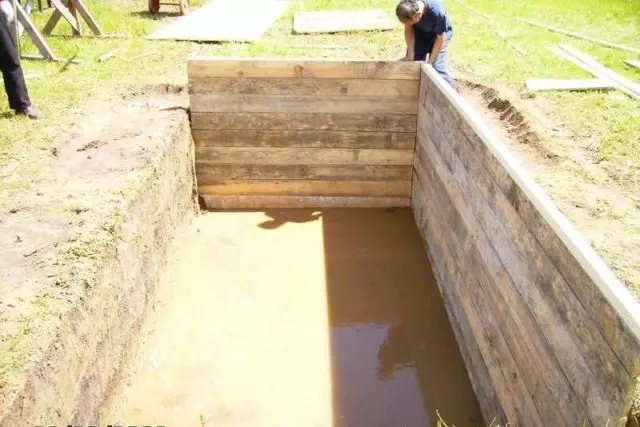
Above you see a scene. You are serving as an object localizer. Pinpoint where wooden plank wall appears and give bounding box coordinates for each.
[412,65,640,427]
[188,58,421,209]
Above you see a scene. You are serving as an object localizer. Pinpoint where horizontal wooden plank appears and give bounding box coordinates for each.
[200,195,409,209]
[187,59,421,80]
[525,78,615,91]
[189,77,420,97]
[191,112,417,132]
[196,164,412,182]
[190,94,417,114]
[192,129,416,149]
[196,147,414,166]
[199,180,411,196]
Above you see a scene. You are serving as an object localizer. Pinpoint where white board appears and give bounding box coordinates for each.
[293,9,395,34]
[148,0,291,42]
[525,78,615,91]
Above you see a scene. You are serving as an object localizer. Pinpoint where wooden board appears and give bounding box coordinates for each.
[412,64,640,425]
[557,44,640,100]
[293,9,395,34]
[201,195,409,209]
[525,78,615,91]
[196,147,414,166]
[199,181,410,196]
[189,77,420,97]
[196,165,412,182]
[192,130,416,149]
[187,59,422,80]
[148,0,291,42]
[190,94,417,114]
[191,113,417,133]
[625,60,640,70]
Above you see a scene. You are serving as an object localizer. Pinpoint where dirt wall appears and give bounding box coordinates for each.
[0,90,198,426]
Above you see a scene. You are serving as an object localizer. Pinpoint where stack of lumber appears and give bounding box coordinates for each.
[188,58,421,209]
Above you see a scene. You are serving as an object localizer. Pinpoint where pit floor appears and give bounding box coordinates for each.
[107,208,483,427]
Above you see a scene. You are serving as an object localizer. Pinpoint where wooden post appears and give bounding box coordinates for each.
[15,2,57,60]
[43,0,100,36]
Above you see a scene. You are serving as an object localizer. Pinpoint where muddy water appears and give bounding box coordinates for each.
[107,209,483,427]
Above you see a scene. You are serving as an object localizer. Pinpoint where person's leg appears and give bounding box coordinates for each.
[431,42,457,91]
[0,17,31,111]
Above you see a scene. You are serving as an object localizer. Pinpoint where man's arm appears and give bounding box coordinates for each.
[0,0,15,23]
[401,24,415,61]
[427,33,445,65]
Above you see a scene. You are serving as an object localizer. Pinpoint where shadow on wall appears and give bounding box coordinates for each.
[255,208,484,427]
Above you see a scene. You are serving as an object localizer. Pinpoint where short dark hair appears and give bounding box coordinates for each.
[396,0,420,22]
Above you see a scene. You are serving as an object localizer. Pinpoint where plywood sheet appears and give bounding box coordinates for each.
[148,0,291,42]
[293,9,395,34]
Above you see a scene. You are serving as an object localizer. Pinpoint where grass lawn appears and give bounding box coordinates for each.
[0,1,638,280]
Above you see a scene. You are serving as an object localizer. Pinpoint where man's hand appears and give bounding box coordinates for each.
[398,55,413,62]
[0,0,15,23]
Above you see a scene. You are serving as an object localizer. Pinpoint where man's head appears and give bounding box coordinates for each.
[396,0,422,26]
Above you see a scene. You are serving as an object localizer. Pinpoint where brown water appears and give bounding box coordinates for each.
[107,209,483,427]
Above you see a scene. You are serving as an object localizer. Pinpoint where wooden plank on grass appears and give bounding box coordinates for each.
[293,9,395,34]
[148,0,291,42]
[201,195,409,209]
[196,147,414,166]
[516,18,640,55]
[198,180,411,196]
[525,78,615,91]
[187,59,421,80]
[191,113,417,132]
[190,94,417,114]
[196,164,412,182]
[558,44,640,99]
[192,130,416,149]
[189,77,420,97]
[624,60,640,70]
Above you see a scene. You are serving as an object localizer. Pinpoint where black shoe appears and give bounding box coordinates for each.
[16,106,43,120]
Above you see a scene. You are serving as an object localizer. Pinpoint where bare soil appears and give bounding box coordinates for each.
[0,86,197,426]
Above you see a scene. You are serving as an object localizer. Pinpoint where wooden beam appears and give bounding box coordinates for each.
[72,0,102,35]
[42,9,63,35]
[525,78,615,92]
[48,0,80,33]
[201,195,409,209]
[16,3,57,60]
[517,17,640,55]
[17,0,34,38]
[625,60,640,70]
[558,44,640,100]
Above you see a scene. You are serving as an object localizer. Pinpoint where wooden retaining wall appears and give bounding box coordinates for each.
[188,58,421,209]
[412,65,640,426]
[188,59,420,208]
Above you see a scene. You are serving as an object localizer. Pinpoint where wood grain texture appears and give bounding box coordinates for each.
[189,77,420,97]
[196,164,412,182]
[201,195,410,209]
[424,69,640,379]
[416,64,640,426]
[199,180,410,196]
[525,78,615,91]
[411,176,509,427]
[187,59,422,80]
[196,147,414,166]
[190,94,417,114]
[192,130,416,149]
[191,113,417,132]
[292,9,395,34]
